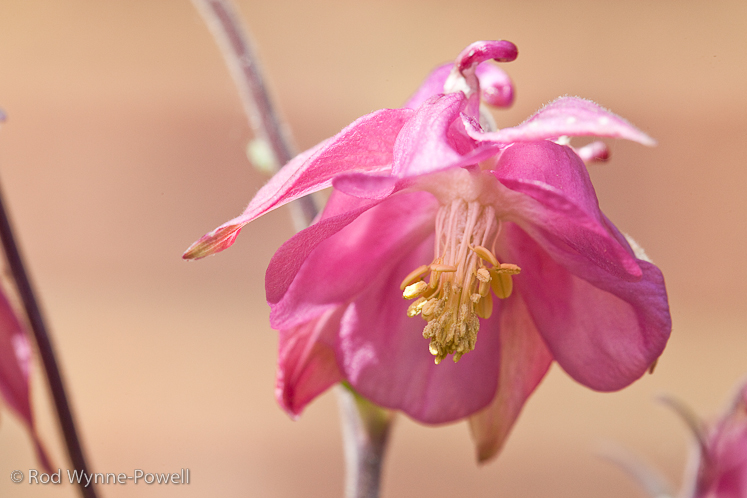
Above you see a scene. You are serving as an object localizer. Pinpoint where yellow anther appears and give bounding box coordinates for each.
[403,281,428,299]
[421,285,438,300]
[471,245,499,266]
[476,293,493,319]
[490,270,514,299]
[400,264,430,290]
[421,298,443,320]
[476,267,491,296]
[496,263,521,275]
[400,200,508,364]
[407,297,427,317]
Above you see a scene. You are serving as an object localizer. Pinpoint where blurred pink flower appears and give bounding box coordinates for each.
[185,41,671,460]
[610,383,747,498]
[0,109,51,470]
[0,289,51,470]
[691,382,747,498]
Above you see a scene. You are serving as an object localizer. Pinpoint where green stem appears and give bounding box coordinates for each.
[338,385,394,498]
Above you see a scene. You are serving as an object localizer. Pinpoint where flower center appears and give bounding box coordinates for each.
[401,199,520,364]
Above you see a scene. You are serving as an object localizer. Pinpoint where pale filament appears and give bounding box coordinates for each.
[401,199,521,365]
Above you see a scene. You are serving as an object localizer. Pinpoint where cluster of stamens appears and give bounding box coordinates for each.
[400,200,520,364]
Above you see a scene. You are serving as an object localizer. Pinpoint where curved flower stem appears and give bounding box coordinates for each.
[0,180,98,498]
[338,385,394,498]
[191,0,317,230]
[191,2,395,495]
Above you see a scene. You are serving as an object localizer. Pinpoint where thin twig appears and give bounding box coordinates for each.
[0,180,98,498]
[191,0,318,228]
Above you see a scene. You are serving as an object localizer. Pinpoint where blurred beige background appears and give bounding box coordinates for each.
[0,1,745,496]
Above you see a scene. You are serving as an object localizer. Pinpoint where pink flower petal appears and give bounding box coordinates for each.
[467,97,656,146]
[468,292,552,462]
[268,190,439,330]
[331,172,398,200]
[0,301,31,422]
[496,141,602,214]
[392,93,501,178]
[475,63,514,108]
[0,291,52,471]
[336,233,503,423]
[403,63,452,110]
[502,224,670,391]
[454,40,519,73]
[404,62,514,110]
[489,142,642,281]
[183,107,414,260]
[276,306,345,418]
[697,381,747,498]
[392,93,467,177]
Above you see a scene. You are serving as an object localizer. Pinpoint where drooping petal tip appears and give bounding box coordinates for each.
[275,308,345,419]
[468,294,553,463]
[182,224,243,260]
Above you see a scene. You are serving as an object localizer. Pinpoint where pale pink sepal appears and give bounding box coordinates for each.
[183,108,413,260]
[467,97,656,146]
[468,293,552,462]
[0,290,53,471]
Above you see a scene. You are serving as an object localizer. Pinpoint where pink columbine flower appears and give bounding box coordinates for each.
[611,383,747,498]
[0,289,51,470]
[0,111,51,471]
[689,382,747,498]
[185,41,671,461]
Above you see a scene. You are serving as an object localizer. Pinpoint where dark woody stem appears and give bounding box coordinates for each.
[0,180,98,498]
[191,2,393,496]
